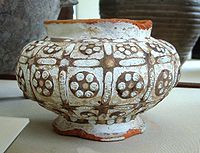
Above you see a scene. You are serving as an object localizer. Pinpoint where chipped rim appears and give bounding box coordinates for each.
[44,19,152,30]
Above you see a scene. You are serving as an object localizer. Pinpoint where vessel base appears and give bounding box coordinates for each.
[52,115,145,141]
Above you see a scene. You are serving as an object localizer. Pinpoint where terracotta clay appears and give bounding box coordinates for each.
[16,19,181,141]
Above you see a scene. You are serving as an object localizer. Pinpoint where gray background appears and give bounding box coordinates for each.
[0,0,61,74]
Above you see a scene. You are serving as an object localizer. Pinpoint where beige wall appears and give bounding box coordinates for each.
[76,0,100,19]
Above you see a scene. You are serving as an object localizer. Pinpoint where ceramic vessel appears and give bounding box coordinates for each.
[100,0,200,64]
[16,19,181,141]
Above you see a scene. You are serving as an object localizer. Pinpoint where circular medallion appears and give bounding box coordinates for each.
[16,66,26,92]
[116,42,139,56]
[69,72,99,98]
[43,43,62,54]
[146,39,168,53]
[116,72,144,99]
[155,69,173,96]
[79,41,102,55]
[32,69,54,96]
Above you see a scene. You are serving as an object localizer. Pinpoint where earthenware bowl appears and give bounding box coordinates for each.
[16,19,181,141]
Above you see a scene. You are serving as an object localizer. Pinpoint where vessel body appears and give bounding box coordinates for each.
[16,19,181,141]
